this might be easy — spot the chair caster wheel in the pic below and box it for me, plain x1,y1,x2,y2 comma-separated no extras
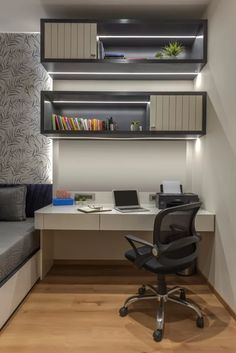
180,289,186,301
196,316,204,328
119,306,128,317
138,286,146,295
153,329,163,342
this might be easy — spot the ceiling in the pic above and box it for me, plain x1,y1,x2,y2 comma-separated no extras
0,0,211,32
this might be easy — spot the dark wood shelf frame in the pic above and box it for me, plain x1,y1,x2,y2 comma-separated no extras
40,19,207,80
41,91,207,140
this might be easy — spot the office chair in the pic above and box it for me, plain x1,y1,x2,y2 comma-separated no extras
119,202,204,342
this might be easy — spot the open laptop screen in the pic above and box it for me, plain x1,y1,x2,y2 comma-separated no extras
113,190,139,207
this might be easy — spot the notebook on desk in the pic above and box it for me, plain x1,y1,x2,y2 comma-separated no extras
113,190,149,213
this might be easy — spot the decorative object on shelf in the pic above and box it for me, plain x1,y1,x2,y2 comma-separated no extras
155,52,164,59
130,120,142,131
109,117,114,131
155,41,185,59
162,41,184,58
104,52,125,59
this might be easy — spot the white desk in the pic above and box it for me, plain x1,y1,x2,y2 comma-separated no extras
35,202,215,279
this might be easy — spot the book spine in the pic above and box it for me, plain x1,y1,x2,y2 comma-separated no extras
78,118,83,130
74,118,80,130
88,119,91,131
55,115,60,130
61,116,68,130
81,118,86,130
64,117,71,130
58,115,64,130
51,114,57,130
68,117,74,130
71,117,77,130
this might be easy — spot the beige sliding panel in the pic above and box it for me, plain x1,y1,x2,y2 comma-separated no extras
149,94,204,132
44,23,52,59
77,23,84,58
189,95,196,131
176,95,183,130
89,23,97,59
58,23,65,58
195,95,203,131
150,95,163,130
169,96,176,130
43,22,97,59
182,95,190,130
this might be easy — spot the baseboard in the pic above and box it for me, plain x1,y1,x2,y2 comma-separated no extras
198,270,236,320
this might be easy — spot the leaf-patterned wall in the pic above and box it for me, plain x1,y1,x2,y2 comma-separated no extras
0,33,52,183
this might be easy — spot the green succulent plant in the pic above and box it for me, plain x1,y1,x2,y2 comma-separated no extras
155,51,164,59
162,41,184,57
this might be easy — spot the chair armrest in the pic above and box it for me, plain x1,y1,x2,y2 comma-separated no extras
125,234,154,249
125,235,155,269
159,235,200,254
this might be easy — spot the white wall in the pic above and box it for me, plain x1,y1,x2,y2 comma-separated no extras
53,80,193,92
54,140,187,191
192,0,236,311
53,80,193,191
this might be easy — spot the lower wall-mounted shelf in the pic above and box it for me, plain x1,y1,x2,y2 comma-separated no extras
41,91,207,140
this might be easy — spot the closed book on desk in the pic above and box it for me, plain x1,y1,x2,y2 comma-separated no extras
77,206,112,213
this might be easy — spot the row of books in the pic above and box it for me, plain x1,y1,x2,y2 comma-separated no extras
51,114,114,131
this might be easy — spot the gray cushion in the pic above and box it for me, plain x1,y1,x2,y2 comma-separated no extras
0,219,39,284
0,186,26,221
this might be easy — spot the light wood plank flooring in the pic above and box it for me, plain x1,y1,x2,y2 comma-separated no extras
0,264,235,353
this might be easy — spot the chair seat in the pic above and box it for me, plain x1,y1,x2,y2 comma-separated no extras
125,246,194,274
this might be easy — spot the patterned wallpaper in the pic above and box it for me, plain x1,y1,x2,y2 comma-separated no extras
0,33,52,183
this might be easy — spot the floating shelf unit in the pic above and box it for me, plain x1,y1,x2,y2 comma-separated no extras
40,19,207,80
41,91,207,140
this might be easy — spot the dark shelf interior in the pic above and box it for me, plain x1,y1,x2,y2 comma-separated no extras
43,92,150,132
97,21,205,61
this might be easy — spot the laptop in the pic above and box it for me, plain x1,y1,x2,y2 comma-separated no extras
113,190,149,213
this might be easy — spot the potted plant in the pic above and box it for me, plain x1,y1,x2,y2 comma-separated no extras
155,41,185,59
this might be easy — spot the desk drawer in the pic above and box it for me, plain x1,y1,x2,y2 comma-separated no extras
100,213,215,232
100,214,156,231
43,214,99,230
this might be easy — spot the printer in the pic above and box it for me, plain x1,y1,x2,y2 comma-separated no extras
156,181,200,209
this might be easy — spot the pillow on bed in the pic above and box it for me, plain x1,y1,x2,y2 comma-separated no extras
0,186,27,221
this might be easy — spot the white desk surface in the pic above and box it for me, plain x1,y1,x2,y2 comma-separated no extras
35,204,215,232
35,204,214,216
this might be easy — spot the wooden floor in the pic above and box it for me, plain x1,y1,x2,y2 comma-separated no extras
0,264,235,353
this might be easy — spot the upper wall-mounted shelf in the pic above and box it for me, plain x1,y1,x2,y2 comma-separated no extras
40,19,207,80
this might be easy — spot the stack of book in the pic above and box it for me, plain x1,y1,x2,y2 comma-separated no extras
51,114,114,131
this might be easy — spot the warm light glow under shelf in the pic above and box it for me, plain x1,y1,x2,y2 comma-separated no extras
48,72,198,76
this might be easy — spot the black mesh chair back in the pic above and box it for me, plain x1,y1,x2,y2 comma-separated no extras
152,202,201,270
